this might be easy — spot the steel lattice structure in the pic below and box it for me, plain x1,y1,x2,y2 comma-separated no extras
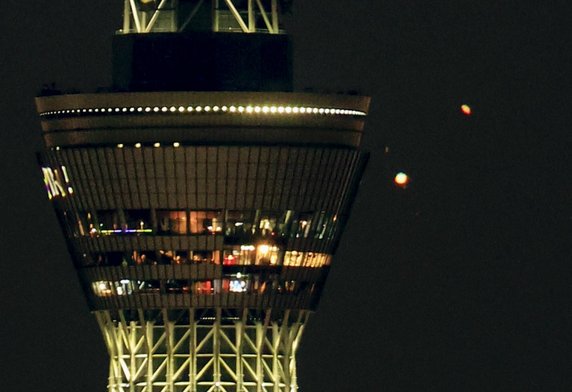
36,2,369,391
97,309,308,392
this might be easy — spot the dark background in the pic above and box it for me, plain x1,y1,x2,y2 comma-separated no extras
0,1,570,391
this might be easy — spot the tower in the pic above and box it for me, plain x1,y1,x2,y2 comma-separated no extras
36,1,369,391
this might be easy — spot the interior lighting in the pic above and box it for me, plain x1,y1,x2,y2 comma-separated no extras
461,104,472,116
258,244,270,255
394,172,410,188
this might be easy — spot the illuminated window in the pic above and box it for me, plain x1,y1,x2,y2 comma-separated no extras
194,280,213,295
157,210,187,234
292,212,313,238
92,281,113,297
283,252,331,268
255,244,280,265
224,210,254,242
190,210,223,234
124,209,152,232
190,250,220,264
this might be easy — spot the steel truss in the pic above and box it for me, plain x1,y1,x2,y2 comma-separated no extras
96,309,309,392
122,0,282,34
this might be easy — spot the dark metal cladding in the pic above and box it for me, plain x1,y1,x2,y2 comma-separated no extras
113,33,293,92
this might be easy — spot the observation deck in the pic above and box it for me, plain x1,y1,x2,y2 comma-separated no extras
36,1,370,390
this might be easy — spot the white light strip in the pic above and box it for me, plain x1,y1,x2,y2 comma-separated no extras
40,104,366,117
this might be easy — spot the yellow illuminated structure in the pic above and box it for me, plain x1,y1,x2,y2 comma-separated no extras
37,2,369,391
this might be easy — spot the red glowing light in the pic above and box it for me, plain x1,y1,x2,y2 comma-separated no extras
394,172,409,188
461,104,472,115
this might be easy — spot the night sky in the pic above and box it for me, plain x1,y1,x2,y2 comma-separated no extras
1,1,570,391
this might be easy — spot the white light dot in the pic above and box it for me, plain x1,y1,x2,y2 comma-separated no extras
262,106,270,113
122,107,127,112
204,106,211,112
254,106,261,113
152,107,159,112
154,142,161,148
278,106,285,113
318,108,325,114
238,106,245,112
213,106,220,112
173,142,180,147
195,106,202,112
300,107,306,113
285,107,292,113
178,106,185,112
187,106,193,112
135,143,142,148
230,106,237,112
117,144,124,148
129,107,135,112
161,106,168,112
270,106,277,113
221,106,228,112
246,106,253,113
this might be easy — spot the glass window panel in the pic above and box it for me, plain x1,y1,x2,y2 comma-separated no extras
157,210,187,234
189,210,223,234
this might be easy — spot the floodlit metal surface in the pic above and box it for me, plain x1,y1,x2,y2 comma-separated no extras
96,309,308,391
121,0,283,34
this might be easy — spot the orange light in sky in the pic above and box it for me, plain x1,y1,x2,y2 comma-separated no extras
394,172,409,188
461,104,472,115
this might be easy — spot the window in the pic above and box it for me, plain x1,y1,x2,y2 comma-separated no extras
190,250,220,264
157,210,187,234
124,209,152,233
292,212,313,238
190,210,223,234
